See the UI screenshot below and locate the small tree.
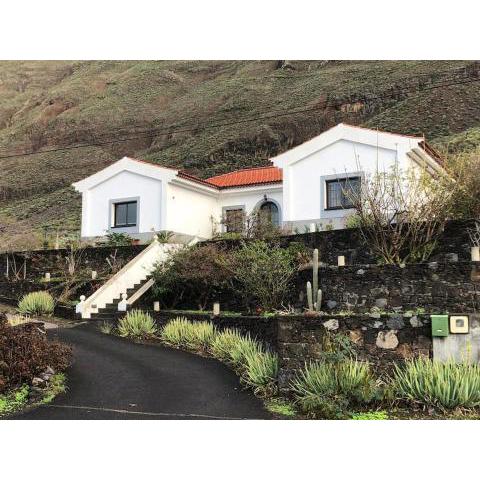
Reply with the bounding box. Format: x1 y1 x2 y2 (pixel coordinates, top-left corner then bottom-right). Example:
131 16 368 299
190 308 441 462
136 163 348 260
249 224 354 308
223 241 296 312
347 166 454 265
151 244 232 310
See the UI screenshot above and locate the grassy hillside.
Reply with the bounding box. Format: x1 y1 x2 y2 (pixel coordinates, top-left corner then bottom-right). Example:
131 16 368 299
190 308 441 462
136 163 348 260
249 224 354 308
0 60 479 249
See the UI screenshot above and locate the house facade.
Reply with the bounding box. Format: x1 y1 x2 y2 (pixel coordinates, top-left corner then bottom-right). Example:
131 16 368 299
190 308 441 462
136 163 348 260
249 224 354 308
72 123 445 241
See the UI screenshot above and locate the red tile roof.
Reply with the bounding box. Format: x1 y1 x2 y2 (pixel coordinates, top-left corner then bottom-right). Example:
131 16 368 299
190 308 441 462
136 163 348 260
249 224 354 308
206 166 283 188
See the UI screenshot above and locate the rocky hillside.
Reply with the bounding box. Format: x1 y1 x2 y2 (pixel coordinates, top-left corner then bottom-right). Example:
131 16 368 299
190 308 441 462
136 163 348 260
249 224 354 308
0 60 479 249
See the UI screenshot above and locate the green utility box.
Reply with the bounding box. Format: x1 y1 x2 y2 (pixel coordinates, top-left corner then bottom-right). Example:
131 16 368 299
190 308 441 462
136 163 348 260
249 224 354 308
431 315 449 337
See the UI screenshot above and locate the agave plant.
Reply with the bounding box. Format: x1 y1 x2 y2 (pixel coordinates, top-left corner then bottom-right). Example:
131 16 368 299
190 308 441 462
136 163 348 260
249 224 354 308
185 321 216 351
392 357 480 410
161 317 217 351
210 328 244 361
18 291 55 316
160 317 193 348
291 359 379 418
241 350 279 396
117 309 157 339
228 335 264 369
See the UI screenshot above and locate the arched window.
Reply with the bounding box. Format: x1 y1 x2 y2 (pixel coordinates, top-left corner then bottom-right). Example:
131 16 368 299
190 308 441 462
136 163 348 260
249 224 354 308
258 200 280 226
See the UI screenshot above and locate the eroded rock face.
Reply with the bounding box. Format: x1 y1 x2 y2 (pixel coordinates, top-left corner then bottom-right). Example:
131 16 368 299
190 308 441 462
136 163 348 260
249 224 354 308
323 319 339 331
376 330 399 349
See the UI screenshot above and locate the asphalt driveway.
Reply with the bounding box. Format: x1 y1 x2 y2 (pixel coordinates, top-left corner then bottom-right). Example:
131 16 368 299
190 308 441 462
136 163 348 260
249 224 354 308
11 323 271 420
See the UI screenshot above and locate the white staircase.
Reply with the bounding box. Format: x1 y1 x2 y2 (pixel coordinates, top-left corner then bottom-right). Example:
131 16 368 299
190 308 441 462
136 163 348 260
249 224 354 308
76 240 180 319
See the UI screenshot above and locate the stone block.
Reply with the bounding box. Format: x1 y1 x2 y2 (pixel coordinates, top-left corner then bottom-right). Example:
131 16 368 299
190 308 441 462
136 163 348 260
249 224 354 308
386 316 405 330
376 330 399 349
323 319 339 331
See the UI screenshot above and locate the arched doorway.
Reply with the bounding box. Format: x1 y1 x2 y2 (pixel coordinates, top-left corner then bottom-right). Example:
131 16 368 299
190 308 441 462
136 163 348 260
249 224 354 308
258 200 280 227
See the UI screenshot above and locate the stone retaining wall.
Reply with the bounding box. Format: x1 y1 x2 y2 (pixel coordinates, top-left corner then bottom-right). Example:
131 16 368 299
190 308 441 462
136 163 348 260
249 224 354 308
276 314 432 390
207 219 474 265
0 245 146 281
295 261 480 313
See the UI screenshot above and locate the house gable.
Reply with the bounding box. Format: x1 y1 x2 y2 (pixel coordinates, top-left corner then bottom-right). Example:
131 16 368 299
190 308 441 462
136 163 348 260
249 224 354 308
72 157 178 193
271 123 425 168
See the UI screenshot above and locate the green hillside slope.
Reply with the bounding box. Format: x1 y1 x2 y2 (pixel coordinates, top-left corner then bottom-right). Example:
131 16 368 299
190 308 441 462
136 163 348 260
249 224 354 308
0 60 479 249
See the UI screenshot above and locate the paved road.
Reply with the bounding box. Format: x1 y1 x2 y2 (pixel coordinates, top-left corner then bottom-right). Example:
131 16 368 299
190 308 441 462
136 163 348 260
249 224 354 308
11 323 271 420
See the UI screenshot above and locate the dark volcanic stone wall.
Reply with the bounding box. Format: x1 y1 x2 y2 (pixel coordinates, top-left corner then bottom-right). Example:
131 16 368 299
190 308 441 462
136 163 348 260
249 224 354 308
276 314 433 390
0 245 146 281
295 261 480 314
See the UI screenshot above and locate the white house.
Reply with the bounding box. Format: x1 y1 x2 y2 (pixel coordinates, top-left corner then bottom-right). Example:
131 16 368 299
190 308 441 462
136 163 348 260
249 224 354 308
72 123 445 241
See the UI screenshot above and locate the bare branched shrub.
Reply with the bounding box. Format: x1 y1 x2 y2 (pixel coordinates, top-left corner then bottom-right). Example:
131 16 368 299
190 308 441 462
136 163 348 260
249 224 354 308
58 241 86 302
468 220 480 248
347 167 454 265
105 249 125 274
217 210 283 240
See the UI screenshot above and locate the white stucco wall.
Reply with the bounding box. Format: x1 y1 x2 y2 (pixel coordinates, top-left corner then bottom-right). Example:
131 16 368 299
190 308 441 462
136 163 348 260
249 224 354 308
166 183 218 239
216 186 283 233
82 170 163 237
282 139 400 228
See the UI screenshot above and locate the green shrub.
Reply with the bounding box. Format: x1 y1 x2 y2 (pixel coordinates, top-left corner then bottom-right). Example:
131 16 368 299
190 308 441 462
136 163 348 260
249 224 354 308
392 357 480 410
18 291 55 316
105 232 133 246
210 328 244 362
117 309 157 339
242 350 279 396
0 385 30 416
291 359 379 418
223 240 296 312
152 244 232 310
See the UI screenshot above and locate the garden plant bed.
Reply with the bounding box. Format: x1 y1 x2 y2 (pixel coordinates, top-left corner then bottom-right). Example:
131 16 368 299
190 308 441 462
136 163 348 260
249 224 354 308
0 304 73 418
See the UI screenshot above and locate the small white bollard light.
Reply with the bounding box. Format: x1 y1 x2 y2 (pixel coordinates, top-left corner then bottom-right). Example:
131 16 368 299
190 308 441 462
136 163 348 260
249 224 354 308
309 223 316 233
153 301 160 312
118 293 128 312
75 295 86 315
471 246 480 262
337 256 346 267
45 272 51 282
213 302 220 316
91 270 98 280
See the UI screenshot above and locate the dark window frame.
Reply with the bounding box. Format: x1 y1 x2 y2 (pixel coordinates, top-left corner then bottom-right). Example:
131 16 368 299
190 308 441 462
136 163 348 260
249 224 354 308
325 176 361 210
113 200 138 228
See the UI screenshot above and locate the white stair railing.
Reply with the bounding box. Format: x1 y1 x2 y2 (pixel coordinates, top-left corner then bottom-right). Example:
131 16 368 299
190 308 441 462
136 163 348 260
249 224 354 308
76 240 179 319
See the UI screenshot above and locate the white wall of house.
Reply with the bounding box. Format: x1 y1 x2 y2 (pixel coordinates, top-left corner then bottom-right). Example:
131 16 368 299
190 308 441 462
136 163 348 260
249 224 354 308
166 182 218 239
271 123 442 231
284 139 398 228
216 185 283 233
82 170 164 237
